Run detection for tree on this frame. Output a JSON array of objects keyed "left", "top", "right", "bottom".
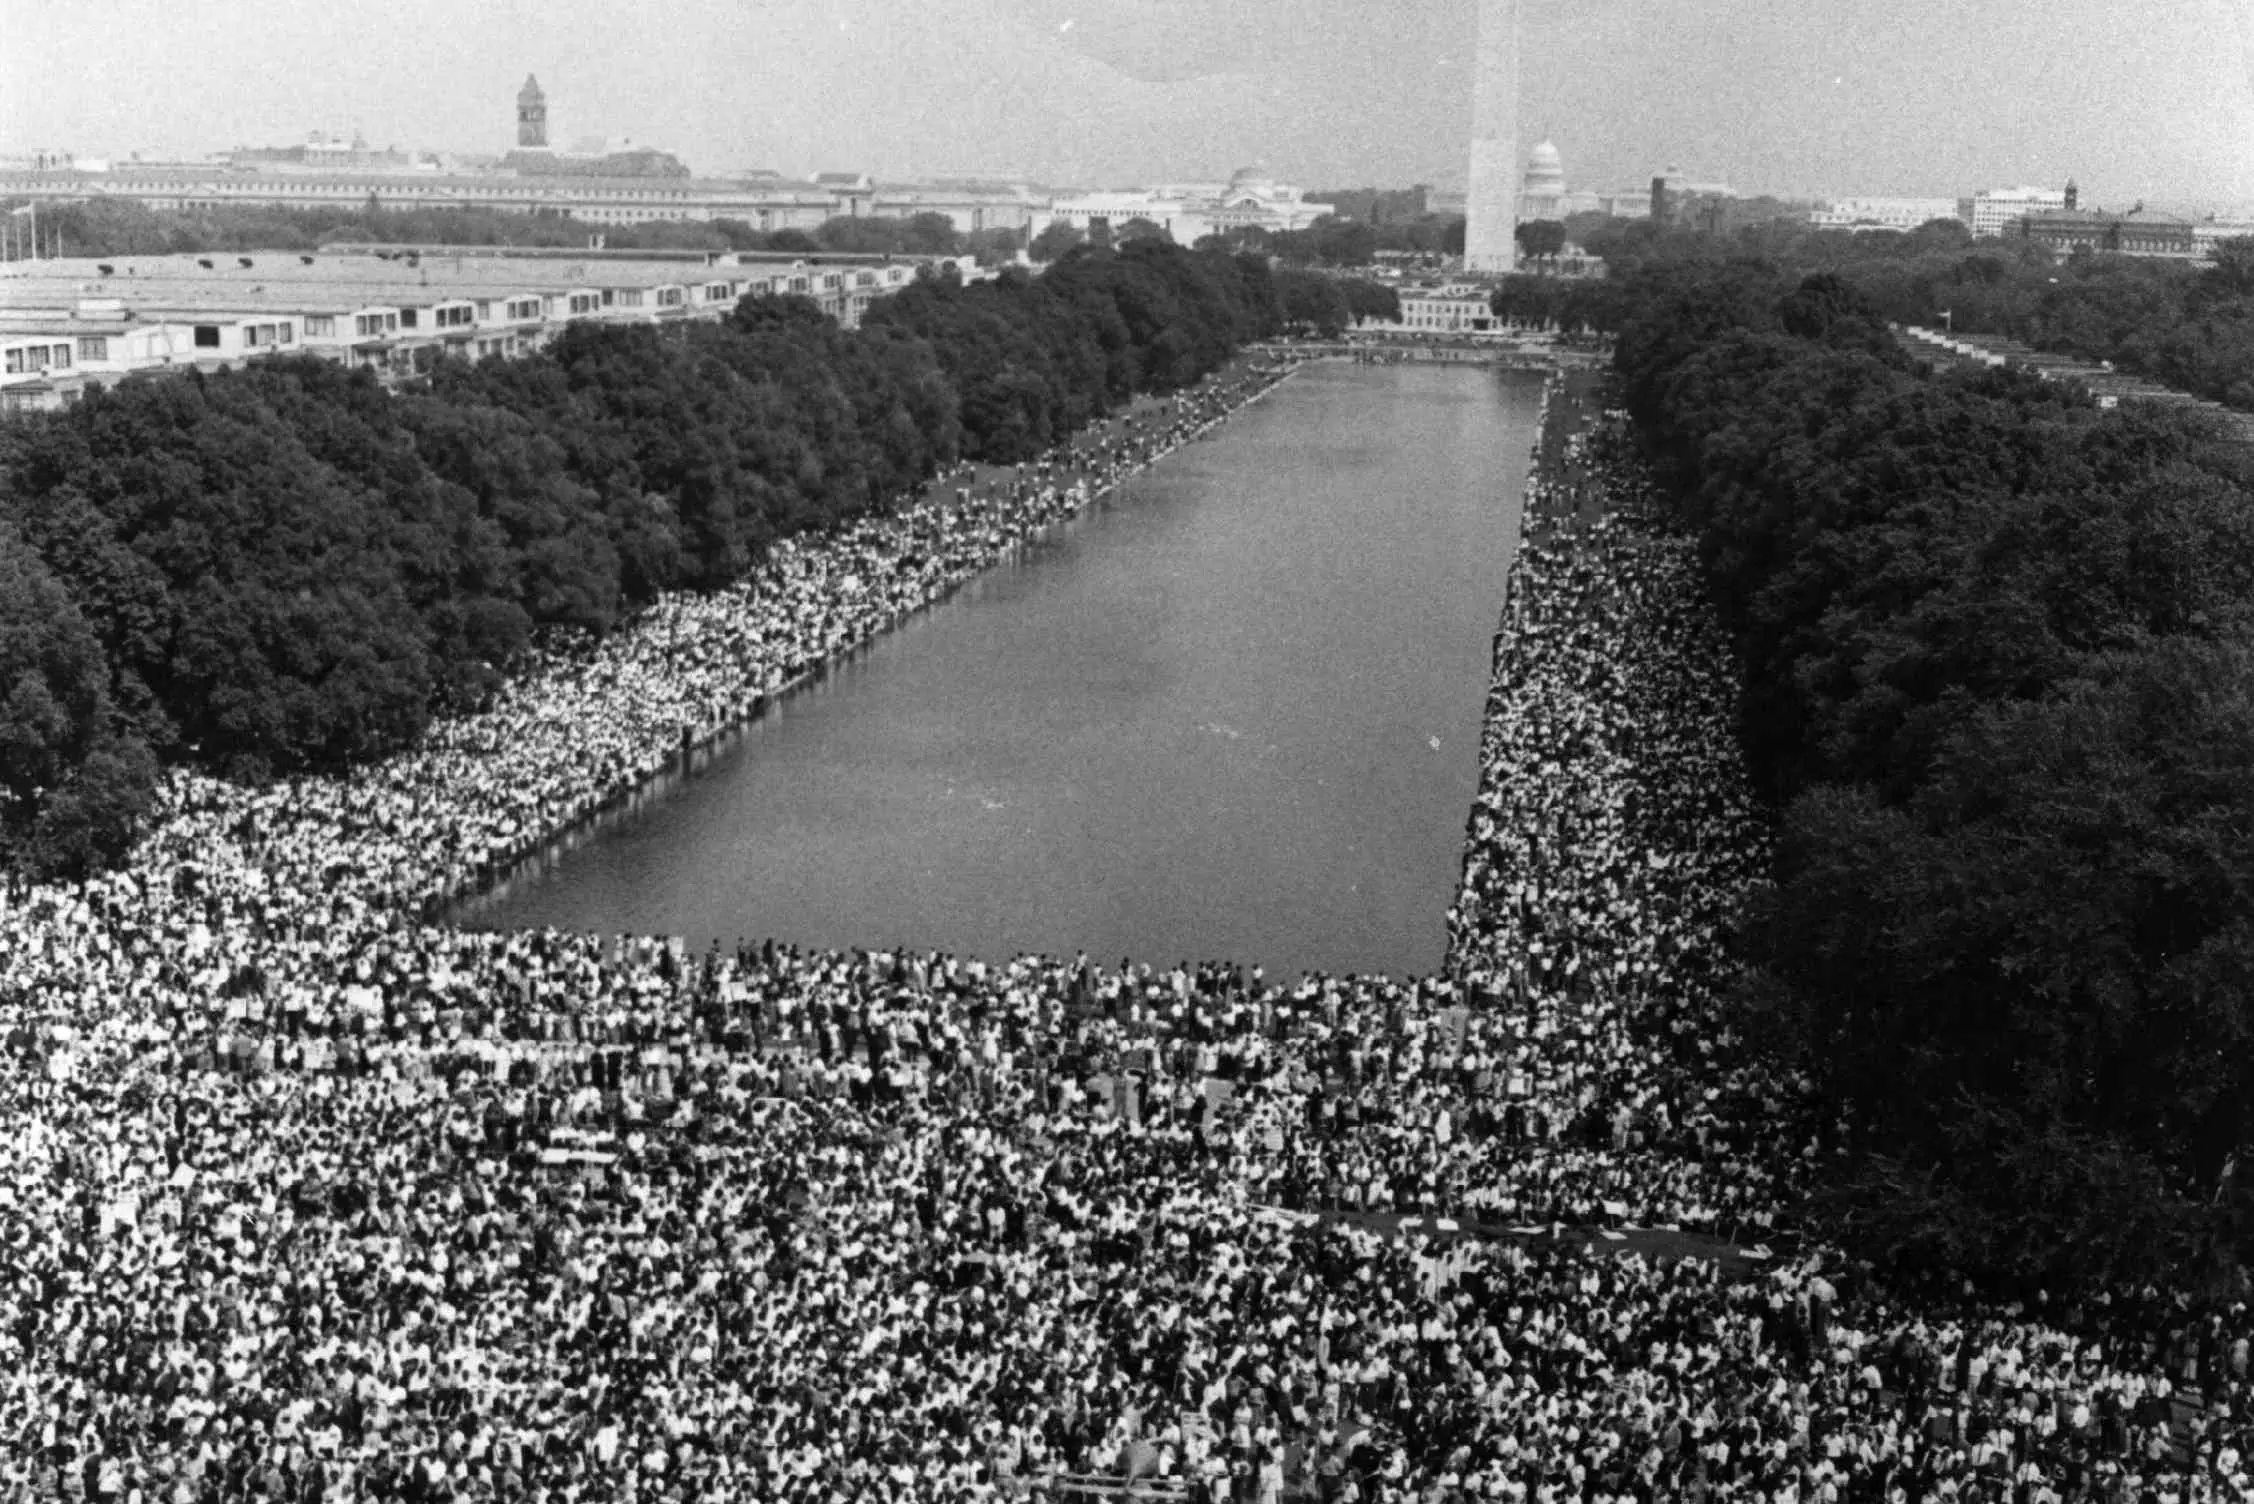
[
  {"left": 1272, "top": 217, "right": 1378, "bottom": 267},
  {"left": 1117, "top": 217, "right": 1169, "bottom": 244},
  {"left": 900, "top": 212, "right": 964, "bottom": 256},
  {"left": 2208, "top": 236, "right": 2254, "bottom": 298},
  {"left": 1514, "top": 219, "right": 1568, "bottom": 266},
  {"left": 1029, "top": 220, "right": 1086, "bottom": 262},
  {"left": 1272, "top": 270, "right": 1350, "bottom": 337},
  {"left": 1336, "top": 279, "right": 1400, "bottom": 325},
  {"left": 0, "top": 230, "right": 1285, "bottom": 868},
  {"left": 814, "top": 216, "right": 908, "bottom": 255},
  {"left": 0, "top": 523, "right": 155, "bottom": 878},
  {"left": 1606, "top": 243, "right": 2254, "bottom": 1285}
]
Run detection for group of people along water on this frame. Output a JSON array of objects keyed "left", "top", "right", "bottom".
[{"left": 0, "top": 356, "right": 2247, "bottom": 1504}]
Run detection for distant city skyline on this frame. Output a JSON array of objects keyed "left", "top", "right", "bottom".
[{"left": 5, "top": 0, "right": 2253, "bottom": 207}]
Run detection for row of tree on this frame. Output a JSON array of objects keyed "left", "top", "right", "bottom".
[
  {"left": 0, "top": 241, "right": 1288, "bottom": 878},
  {"left": 1521, "top": 208, "right": 2254, "bottom": 418},
  {"left": 1607, "top": 256, "right": 2254, "bottom": 1292},
  {"left": 1029, "top": 214, "right": 1466, "bottom": 269},
  {"left": 1, "top": 197, "right": 1029, "bottom": 266}
]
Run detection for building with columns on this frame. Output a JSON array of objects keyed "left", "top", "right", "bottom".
[
  {"left": 1034, "top": 167, "right": 1325, "bottom": 245},
  {"left": 1959, "top": 184, "right": 2067, "bottom": 239},
  {"left": 0, "top": 77, "right": 1046, "bottom": 243},
  {"left": 1517, "top": 140, "right": 1564, "bottom": 223},
  {"left": 0, "top": 246, "right": 983, "bottom": 411},
  {"left": 1807, "top": 196, "right": 1963, "bottom": 232}
]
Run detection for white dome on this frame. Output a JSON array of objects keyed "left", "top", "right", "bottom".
[
  {"left": 1522, "top": 139, "right": 1565, "bottom": 195},
  {"left": 1227, "top": 164, "right": 1276, "bottom": 195}
]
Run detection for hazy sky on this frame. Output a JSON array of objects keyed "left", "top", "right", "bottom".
[{"left": 6, "top": 0, "right": 2254, "bottom": 205}]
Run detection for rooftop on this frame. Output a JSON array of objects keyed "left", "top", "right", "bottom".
[
  {"left": 0, "top": 252, "right": 887, "bottom": 320},
  {"left": 0, "top": 164, "right": 836, "bottom": 197}
]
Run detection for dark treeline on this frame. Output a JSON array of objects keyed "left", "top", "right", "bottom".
[
  {"left": 1831, "top": 233, "right": 2254, "bottom": 413},
  {"left": 1, "top": 197, "right": 1030, "bottom": 265},
  {"left": 1498, "top": 212, "right": 2254, "bottom": 415},
  {"left": 1603, "top": 253, "right": 2254, "bottom": 1292},
  {"left": 1271, "top": 270, "right": 1401, "bottom": 335},
  {"left": 0, "top": 241, "right": 1281, "bottom": 879},
  {"left": 1029, "top": 214, "right": 1464, "bottom": 268}
]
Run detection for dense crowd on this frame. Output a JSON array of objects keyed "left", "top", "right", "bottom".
[{"left": 0, "top": 365, "right": 2247, "bottom": 1504}]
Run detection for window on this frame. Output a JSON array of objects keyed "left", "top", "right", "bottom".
[
  {"left": 3, "top": 348, "right": 26, "bottom": 375},
  {"left": 306, "top": 316, "right": 336, "bottom": 337},
  {"left": 46, "top": 344, "right": 70, "bottom": 369},
  {"left": 617, "top": 289, "right": 643, "bottom": 308},
  {"left": 77, "top": 336, "right": 108, "bottom": 361},
  {"left": 656, "top": 287, "right": 684, "bottom": 308},
  {"left": 194, "top": 326, "right": 221, "bottom": 349},
  {"left": 398, "top": 308, "right": 418, "bottom": 329},
  {"left": 435, "top": 306, "right": 474, "bottom": 329},
  {"left": 600, "top": 289, "right": 615, "bottom": 307},
  {"left": 278, "top": 324, "right": 293, "bottom": 344},
  {"left": 475, "top": 301, "right": 491, "bottom": 319},
  {"left": 568, "top": 293, "right": 599, "bottom": 315}
]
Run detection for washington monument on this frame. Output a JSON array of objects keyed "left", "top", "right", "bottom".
[{"left": 1463, "top": 0, "right": 1520, "bottom": 274}]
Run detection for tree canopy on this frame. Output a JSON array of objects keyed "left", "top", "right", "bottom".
[
  {"left": 1603, "top": 252, "right": 2254, "bottom": 1290},
  {"left": 0, "top": 240, "right": 1285, "bottom": 878},
  {"left": 1513, "top": 219, "right": 1568, "bottom": 264}
]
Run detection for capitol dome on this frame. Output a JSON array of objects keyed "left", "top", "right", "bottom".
[
  {"left": 1226, "top": 164, "right": 1278, "bottom": 199},
  {"left": 1523, "top": 139, "right": 1565, "bottom": 195}
]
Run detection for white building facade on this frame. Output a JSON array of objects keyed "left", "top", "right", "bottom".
[
  {"left": 0, "top": 249, "right": 975, "bottom": 411},
  {"left": 1807, "top": 197, "right": 1963, "bottom": 232},
  {"left": 1034, "top": 168, "right": 1326, "bottom": 245},
  {"left": 1960, "top": 186, "right": 2068, "bottom": 239},
  {"left": 1390, "top": 285, "right": 1499, "bottom": 334}
]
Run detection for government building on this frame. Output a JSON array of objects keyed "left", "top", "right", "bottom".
[
  {"left": 0, "top": 77, "right": 1043, "bottom": 240},
  {"left": 1806, "top": 197, "right": 1963, "bottom": 233},
  {"left": 1516, "top": 140, "right": 1651, "bottom": 223},
  {"left": 1959, "top": 184, "right": 2068, "bottom": 239},
  {"left": 0, "top": 246, "right": 981, "bottom": 412},
  {"left": 1033, "top": 167, "right": 1328, "bottom": 245},
  {"left": 2019, "top": 187, "right": 2199, "bottom": 259}
]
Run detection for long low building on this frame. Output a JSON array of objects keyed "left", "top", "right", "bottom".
[
  {"left": 0, "top": 165, "right": 1046, "bottom": 238},
  {"left": 1035, "top": 167, "right": 1329, "bottom": 245},
  {"left": 0, "top": 247, "right": 979, "bottom": 411},
  {"left": 0, "top": 165, "right": 837, "bottom": 233},
  {"left": 1806, "top": 196, "right": 1963, "bottom": 233}
]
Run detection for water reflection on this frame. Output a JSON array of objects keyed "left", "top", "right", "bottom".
[{"left": 464, "top": 363, "right": 1539, "bottom": 978}]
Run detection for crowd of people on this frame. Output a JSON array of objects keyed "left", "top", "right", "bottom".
[{"left": 0, "top": 362, "right": 2247, "bottom": 1504}]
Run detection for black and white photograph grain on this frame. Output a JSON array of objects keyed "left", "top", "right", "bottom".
[{"left": 1, "top": 0, "right": 2252, "bottom": 1500}]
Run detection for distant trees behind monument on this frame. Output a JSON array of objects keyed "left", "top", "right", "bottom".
[
  {"left": 1513, "top": 219, "right": 1567, "bottom": 266},
  {"left": 1539, "top": 212, "right": 2254, "bottom": 421},
  {"left": 4, "top": 197, "right": 1029, "bottom": 265}
]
